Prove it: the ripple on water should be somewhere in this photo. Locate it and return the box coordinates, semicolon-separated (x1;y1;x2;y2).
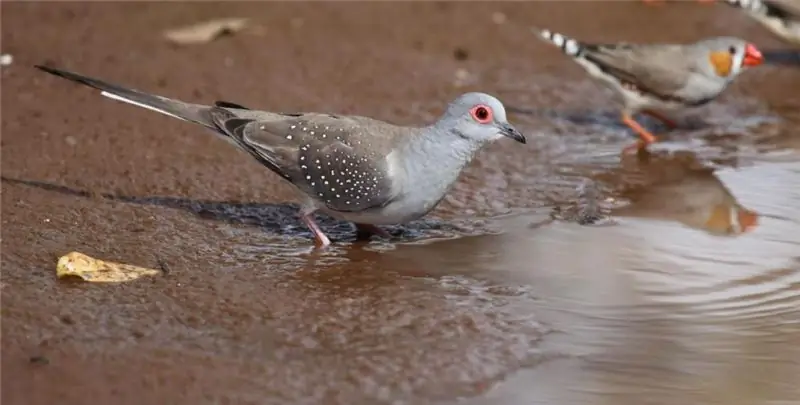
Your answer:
613;161;800;321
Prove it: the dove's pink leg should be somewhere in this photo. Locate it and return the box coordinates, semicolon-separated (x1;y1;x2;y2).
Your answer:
642;109;677;129
301;212;331;247
621;113;658;153
355;223;393;240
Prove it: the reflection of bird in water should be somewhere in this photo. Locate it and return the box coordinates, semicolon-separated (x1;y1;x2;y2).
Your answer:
723;0;800;46
597;151;759;236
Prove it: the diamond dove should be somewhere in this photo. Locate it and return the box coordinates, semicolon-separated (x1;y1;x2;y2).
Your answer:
35;65;526;247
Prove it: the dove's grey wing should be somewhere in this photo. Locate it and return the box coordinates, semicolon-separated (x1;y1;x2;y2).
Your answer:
210;110;401;212
582;44;698;103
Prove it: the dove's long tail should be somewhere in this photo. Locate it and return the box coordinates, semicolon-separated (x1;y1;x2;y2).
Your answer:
34;65;218;129
534;28;587;58
34;64;288;175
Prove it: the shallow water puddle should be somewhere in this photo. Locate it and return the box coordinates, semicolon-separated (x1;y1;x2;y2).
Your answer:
374;158;800;405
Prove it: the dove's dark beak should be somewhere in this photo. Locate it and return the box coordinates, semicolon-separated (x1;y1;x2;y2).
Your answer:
500;122;526;144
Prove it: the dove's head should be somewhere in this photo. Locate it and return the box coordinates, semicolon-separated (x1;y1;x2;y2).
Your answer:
437;92;526;145
695;37;763;82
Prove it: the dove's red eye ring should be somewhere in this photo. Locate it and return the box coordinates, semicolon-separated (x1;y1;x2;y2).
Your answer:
470;105;493;124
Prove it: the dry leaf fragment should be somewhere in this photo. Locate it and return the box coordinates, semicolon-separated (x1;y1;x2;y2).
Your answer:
163;18;249;45
0;54;12;67
453;68;476;88
491;12;507;25
56;252;162;283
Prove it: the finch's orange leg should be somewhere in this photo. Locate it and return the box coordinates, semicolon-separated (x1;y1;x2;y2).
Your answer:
621;113;658;153
642;109;677;129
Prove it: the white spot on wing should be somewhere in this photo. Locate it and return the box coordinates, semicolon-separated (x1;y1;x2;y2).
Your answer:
100;92;185;121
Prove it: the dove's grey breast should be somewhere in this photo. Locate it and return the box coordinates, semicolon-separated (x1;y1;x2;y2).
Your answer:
339;131;484;225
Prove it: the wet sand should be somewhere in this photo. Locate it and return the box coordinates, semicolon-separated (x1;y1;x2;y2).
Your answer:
2;2;800;405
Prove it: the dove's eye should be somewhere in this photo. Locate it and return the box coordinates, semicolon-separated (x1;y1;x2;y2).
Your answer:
470;105;493;124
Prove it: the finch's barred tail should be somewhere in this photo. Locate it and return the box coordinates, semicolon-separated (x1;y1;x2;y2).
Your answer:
536;28;585;58
723;0;766;12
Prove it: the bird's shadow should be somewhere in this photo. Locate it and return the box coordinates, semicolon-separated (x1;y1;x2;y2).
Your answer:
1;177;468;244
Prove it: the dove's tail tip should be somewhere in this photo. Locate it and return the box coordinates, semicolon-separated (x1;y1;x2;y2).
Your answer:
35;64;96;86
536;28;585;57
33;63;216;127
34;64;57;74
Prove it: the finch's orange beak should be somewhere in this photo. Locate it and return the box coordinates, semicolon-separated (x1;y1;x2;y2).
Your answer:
743;43;764;67
737;208;759;233
703;204;759;235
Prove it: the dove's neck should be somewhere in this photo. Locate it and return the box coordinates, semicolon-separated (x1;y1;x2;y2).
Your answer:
411;125;481;166
396;126;483;197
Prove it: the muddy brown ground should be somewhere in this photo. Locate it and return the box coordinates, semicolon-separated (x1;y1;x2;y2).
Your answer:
2;2;800;405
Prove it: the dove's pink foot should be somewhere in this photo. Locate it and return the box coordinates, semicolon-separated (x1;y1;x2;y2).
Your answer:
642;109;678;129
301;212;331;247
622;113;658;153
355;223;393;240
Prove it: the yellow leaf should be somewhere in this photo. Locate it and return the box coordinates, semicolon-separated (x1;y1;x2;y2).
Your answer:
56;252;161;283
